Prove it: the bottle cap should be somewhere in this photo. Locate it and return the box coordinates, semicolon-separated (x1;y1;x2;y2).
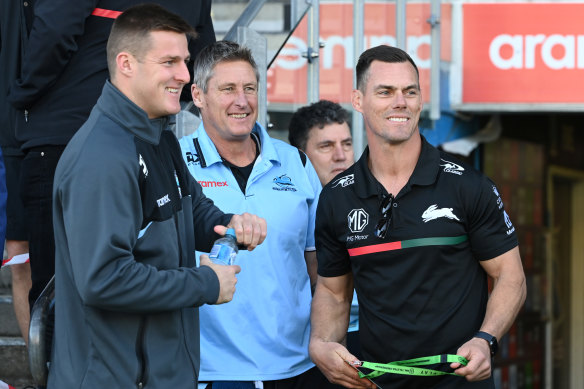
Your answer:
225;228;236;238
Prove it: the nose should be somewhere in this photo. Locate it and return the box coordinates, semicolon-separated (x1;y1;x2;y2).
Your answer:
393;91;407;108
234;89;249;107
176;60;190;84
332;143;346;161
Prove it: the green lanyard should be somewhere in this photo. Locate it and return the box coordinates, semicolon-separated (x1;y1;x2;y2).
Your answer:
358;354;469;380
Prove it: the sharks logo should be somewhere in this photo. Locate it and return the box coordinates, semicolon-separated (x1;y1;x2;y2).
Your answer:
273;174;297;192
422;204;461;223
440;159;464;175
331;174;354;188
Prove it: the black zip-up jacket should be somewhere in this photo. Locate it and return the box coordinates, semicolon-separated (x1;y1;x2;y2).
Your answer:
7;0;214;151
0;0;27;154
49;81;231;388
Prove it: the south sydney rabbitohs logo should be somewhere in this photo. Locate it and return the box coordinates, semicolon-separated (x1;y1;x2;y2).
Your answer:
331;174;354;188
422;204;460;223
440;159;464;175
347;208;369;233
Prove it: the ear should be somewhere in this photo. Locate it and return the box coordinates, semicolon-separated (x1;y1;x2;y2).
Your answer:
191;84;204;109
116;52;134;78
351;89;363;113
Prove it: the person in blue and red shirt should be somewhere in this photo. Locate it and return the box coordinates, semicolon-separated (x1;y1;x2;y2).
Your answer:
309;45;527;389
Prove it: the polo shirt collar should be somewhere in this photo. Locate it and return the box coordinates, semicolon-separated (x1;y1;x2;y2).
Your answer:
195;122;280;168
354;134;440;199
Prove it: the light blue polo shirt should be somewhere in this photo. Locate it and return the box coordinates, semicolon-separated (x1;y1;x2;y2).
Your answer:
179;122;321;381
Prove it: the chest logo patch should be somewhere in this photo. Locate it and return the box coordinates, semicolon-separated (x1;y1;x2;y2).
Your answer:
273;174;297;192
331;174;354;188
348;208;369;233
139;154;148;177
422;204;460;223
185;151;200;166
440;159;464;175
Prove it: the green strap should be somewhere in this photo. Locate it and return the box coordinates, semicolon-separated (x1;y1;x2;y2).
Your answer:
358;354;468;379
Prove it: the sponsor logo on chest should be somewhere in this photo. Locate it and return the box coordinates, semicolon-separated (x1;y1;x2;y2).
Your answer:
273;174;297;191
422;204;460;223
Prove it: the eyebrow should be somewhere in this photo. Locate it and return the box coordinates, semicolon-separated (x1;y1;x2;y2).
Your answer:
158;55;190;62
376;83;419;91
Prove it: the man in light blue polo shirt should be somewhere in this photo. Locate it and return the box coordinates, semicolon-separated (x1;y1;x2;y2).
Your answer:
180;41;336;389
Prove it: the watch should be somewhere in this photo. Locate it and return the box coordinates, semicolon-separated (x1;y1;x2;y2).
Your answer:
474;331;498;356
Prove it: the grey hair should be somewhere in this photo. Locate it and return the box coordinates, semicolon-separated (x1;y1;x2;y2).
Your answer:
192;41;259;93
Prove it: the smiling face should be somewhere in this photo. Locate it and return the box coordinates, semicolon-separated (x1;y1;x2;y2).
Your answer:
352;60;423;145
125;30;190;119
192;60;258;143
304;122;354;185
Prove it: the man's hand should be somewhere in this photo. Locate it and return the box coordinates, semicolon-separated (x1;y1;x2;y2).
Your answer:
451;337;492;381
200;254;241;304
309;339;376;389
217;212;267;251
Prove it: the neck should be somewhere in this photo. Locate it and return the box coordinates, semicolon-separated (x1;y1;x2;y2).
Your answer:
210;133;257;167
367;133;422;195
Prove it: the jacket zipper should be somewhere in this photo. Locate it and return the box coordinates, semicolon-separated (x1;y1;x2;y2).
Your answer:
135;315;147;387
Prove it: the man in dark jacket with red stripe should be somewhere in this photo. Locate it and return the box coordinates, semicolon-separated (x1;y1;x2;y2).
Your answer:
7;0;215;309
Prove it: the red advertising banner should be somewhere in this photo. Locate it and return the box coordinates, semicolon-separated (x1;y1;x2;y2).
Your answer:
463;3;584;104
267;2;451;106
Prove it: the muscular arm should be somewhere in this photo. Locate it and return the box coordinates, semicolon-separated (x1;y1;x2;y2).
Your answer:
453;246;526;381
480;246;526;340
309;274;374;388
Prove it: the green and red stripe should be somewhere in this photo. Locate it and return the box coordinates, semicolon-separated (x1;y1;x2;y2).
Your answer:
348;235;468;257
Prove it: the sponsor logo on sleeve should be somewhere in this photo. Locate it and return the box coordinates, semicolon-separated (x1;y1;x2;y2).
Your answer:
331;174;354;188
504;211;515;235
493;185;504;209
440;159;464;175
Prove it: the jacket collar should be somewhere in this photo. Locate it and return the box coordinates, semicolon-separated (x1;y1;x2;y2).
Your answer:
96;81;170;145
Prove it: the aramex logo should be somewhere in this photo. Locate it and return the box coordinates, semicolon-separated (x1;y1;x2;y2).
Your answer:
490;34;584;70
199;181;228;188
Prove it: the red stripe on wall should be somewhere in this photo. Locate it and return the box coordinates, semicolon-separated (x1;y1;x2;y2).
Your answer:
92;8;122;19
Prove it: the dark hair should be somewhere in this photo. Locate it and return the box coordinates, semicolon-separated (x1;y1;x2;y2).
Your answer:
288;100;350;150
356;45;419;91
107;3;196;76
192;41;259;93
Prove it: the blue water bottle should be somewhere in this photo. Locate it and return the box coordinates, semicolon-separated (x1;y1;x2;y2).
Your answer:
208;228;238;265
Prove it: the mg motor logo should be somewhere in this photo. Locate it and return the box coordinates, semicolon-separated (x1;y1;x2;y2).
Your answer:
347;209;369;233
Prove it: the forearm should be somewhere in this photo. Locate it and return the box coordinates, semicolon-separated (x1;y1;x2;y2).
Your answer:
310;278;352;343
